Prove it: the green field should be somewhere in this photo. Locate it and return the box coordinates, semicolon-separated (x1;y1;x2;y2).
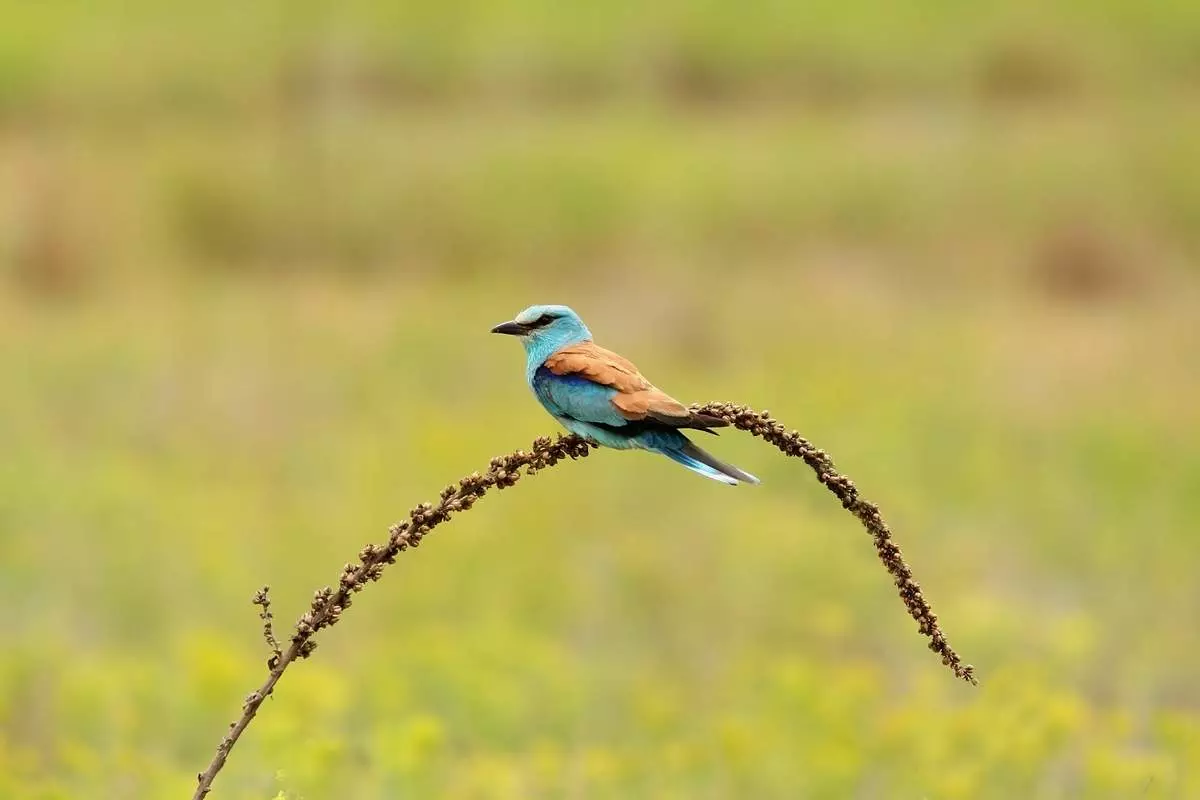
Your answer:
2;3;1199;798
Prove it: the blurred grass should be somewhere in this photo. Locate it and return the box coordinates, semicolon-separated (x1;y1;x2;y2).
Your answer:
1;2;1199;798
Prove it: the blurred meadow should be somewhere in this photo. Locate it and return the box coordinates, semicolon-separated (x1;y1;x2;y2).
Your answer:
2;2;1200;798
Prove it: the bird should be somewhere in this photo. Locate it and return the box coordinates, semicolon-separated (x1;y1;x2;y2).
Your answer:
491;304;759;485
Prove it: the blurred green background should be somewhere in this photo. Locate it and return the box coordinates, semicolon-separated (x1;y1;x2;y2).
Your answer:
2;2;1199;798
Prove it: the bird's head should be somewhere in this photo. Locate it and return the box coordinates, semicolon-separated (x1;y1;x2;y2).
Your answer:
491;304;592;354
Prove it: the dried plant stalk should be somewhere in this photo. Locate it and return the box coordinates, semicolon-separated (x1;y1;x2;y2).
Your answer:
192;434;593;799
192;405;973;799
692;403;976;686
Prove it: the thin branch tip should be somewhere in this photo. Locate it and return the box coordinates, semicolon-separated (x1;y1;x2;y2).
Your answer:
251;585;281;664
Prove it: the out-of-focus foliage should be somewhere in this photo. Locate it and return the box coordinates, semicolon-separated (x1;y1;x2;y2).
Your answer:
1;2;1197;798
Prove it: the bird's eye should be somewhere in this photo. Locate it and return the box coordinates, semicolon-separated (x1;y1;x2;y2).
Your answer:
531;314;556;327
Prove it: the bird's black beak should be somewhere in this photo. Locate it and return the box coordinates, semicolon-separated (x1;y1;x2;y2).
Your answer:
490;320;528;336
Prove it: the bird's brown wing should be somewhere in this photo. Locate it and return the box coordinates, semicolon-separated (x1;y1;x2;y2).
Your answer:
544;342;728;431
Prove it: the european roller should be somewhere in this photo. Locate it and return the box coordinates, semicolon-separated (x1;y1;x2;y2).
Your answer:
492;304;759;485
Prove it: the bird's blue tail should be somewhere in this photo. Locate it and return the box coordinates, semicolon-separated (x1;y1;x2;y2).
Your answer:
654;438;760;486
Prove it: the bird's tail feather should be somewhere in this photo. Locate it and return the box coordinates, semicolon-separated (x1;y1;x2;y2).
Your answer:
658;440;760;486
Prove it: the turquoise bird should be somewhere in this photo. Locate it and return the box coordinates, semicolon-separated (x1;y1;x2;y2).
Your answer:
491;304;759;485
